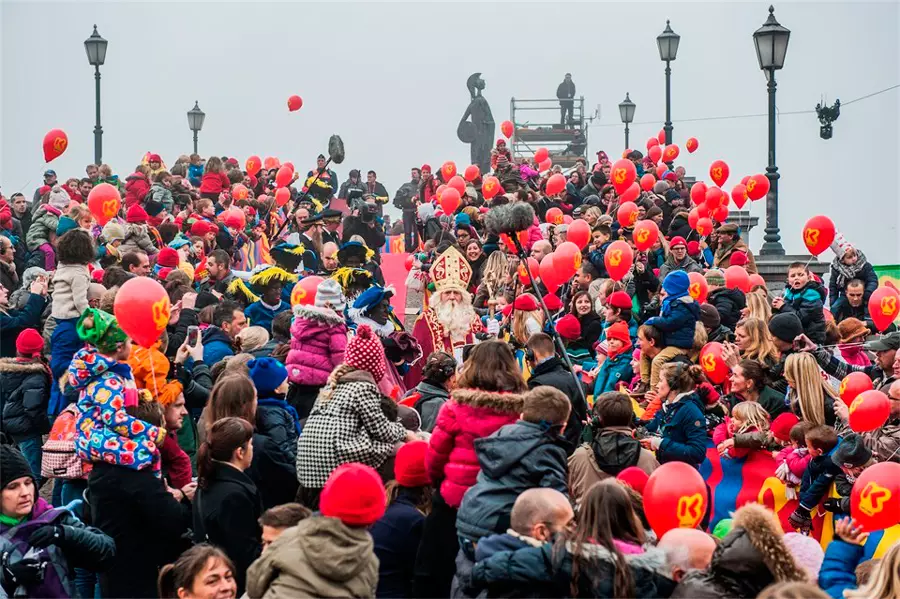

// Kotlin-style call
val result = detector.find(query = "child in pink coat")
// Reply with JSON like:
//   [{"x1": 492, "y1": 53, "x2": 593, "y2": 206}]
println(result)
[
  {"x1": 774, "y1": 420, "x2": 815, "y2": 500},
  {"x1": 714, "y1": 402, "x2": 770, "y2": 459}
]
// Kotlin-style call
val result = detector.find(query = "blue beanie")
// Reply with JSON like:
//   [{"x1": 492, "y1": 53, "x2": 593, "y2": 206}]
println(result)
[
  {"x1": 662, "y1": 270, "x2": 690, "y2": 296},
  {"x1": 248, "y1": 358, "x2": 288, "y2": 395},
  {"x1": 455, "y1": 213, "x2": 471, "y2": 227}
]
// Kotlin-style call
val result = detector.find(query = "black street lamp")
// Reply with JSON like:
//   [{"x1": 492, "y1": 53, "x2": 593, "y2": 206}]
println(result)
[
  {"x1": 84, "y1": 25, "x2": 108, "y2": 166},
  {"x1": 753, "y1": 5, "x2": 790, "y2": 256},
  {"x1": 618, "y1": 93, "x2": 636, "y2": 150},
  {"x1": 187, "y1": 101, "x2": 206, "y2": 154},
  {"x1": 656, "y1": 20, "x2": 680, "y2": 146}
]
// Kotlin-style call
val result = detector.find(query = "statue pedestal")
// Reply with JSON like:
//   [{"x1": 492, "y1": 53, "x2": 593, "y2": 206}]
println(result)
[{"x1": 756, "y1": 255, "x2": 829, "y2": 294}]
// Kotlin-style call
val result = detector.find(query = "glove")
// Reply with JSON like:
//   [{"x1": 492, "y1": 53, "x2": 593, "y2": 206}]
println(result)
[
  {"x1": 1, "y1": 552, "x2": 46, "y2": 591},
  {"x1": 28, "y1": 525, "x2": 64, "y2": 549},
  {"x1": 788, "y1": 507, "x2": 812, "y2": 532},
  {"x1": 822, "y1": 498, "x2": 845, "y2": 513}
]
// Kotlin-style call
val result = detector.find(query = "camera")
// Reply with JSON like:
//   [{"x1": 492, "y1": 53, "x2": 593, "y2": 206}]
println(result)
[{"x1": 360, "y1": 203, "x2": 377, "y2": 223}]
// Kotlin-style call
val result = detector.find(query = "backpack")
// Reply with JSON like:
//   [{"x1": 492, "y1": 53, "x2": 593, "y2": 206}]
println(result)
[{"x1": 41, "y1": 404, "x2": 91, "y2": 480}]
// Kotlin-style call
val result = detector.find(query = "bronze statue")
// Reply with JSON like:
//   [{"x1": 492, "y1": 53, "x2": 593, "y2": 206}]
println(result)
[{"x1": 457, "y1": 73, "x2": 495, "y2": 175}]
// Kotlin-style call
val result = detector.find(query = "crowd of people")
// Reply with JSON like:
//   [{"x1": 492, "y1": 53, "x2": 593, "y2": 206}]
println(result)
[{"x1": 0, "y1": 145, "x2": 898, "y2": 599}]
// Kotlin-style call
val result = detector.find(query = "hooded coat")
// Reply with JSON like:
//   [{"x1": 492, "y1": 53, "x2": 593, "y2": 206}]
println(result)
[
  {"x1": 246, "y1": 516, "x2": 378, "y2": 599},
  {"x1": 285, "y1": 304, "x2": 347, "y2": 387},
  {"x1": 124, "y1": 172, "x2": 150, "y2": 208},
  {"x1": 829, "y1": 251, "x2": 878, "y2": 306},
  {"x1": 425, "y1": 388, "x2": 526, "y2": 508},
  {"x1": 644, "y1": 391, "x2": 708, "y2": 468},
  {"x1": 567, "y1": 427, "x2": 659, "y2": 507},
  {"x1": 408, "y1": 380, "x2": 451, "y2": 433},
  {"x1": 0, "y1": 358, "x2": 51, "y2": 441},
  {"x1": 0, "y1": 293, "x2": 47, "y2": 358},
  {"x1": 456, "y1": 421, "x2": 569, "y2": 542},
  {"x1": 119, "y1": 223, "x2": 156, "y2": 256},
  {"x1": 644, "y1": 295, "x2": 700, "y2": 350},
  {"x1": 670, "y1": 503, "x2": 807, "y2": 598},
  {"x1": 25, "y1": 204, "x2": 61, "y2": 251}
]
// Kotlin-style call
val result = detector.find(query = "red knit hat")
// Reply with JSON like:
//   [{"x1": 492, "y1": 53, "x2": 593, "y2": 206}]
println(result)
[
  {"x1": 606, "y1": 321, "x2": 632, "y2": 345},
  {"x1": 421, "y1": 164, "x2": 432, "y2": 173},
  {"x1": 190, "y1": 220, "x2": 218, "y2": 237},
  {"x1": 320, "y1": 463, "x2": 386, "y2": 527},
  {"x1": 223, "y1": 211, "x2": 245, "y2": 230},
  {"x1": 730, "y1": 251, "x2": 749, "y2": 266},
  {"x1": 345, "y1": 325, "x2": 387, "y2": 382},
  {"x1": 513, "y1": 293, "x2": 539, "y2": 312},
  {"x1": 607, "y1": 291, "x2": 632, "y2": 311},
  {"x1": 770, "y1": 413, "x2": 800, "y2": 443},
  {"x1": 669, "y1": 236, "x2": 687, "y2": 249},
  {"x1": 156, "y1": 247, "x2": 179, "y2": 268},
  {"x1": 616, "y1": 466, "x2": 650, "y2": 494},
  {"x1": 148, "y1": 153, "x2": 162, "y2": 163},
  {"x1": 394, "y1": 441, "x2": 430, "y2": 487},
  {"x1": 543, "y1": 293, "x2": 563, "y2": 312},
  {"x1": 126, "y1": 204, "x2": 148, "y2": 224},
  {"x1": 556, "y1": 314, "x2": 581, "y2": 341},
  {"x1": 15, "y1": 328, "x2": 43, "y2": 358}
]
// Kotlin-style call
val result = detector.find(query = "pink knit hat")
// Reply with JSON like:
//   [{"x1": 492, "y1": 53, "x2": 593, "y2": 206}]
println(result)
[
  {"x1": 782, "y1": 532, "x2": 824, "y2": 581},
  {"x1": 345, "y1": 325, "x2": 387, "y2": 382}
]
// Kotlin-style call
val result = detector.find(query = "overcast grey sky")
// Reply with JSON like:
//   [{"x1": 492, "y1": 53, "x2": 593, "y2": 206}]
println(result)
[{"x1": 2, "y1": 1, "x2": 898, "y2": 263}]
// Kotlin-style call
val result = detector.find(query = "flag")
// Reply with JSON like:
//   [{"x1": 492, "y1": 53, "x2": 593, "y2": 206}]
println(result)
[{"x1": 383, "y1": 234, "x2": 406, "y2": 254}]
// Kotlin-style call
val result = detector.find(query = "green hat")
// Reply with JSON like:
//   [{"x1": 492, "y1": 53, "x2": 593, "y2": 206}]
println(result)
[
  {"x1": 77, "y1": 308, "x2": 128, "y2": 354},
  {"x1": 712, "y1": 518, "x2": 733, "y2": 539}
]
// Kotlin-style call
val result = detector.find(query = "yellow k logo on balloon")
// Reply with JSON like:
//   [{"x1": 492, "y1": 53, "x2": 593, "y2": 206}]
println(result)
[
  {"x1": 859, "y1": 481, "x2": 891, "y2": 517},
  {"x1": 151, "y1": 297, "x2": 171, "y2": 331},
  {"x1": 676, "y1": 493, "x2": 704, "y2": 527},
  {"x1": 881, "y1": 295, "x2": 897, "y2": 317}
]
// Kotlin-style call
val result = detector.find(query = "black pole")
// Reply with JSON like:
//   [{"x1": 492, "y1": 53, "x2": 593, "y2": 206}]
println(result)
[
  {"x1": 193, "y1": 131, "x2": 198, "y2": 155},
  {"x1": 624, "y1": 123, "x2": 630, "y2": 151},
  {"x1": 760, "y1": 69, "x2": 784, "y2": 255},
  {"x1": 663, "y1": 60, "x2": 673, "y2": 146},
  {"x1": 93, "y1": 64, "x2": 102, "y2": 165}
]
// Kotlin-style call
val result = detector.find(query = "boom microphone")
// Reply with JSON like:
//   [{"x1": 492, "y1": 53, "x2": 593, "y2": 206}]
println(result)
[{"x1": 485, "y1": 202, "x2": 535, "y2": 236}]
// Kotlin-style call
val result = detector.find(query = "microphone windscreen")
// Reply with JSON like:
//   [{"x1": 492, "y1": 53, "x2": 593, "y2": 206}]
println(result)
[
  {"x1": 485, "y1": 202, "x2": 535, "y2": 236},
  {"x1": 328, "y1": 135, "x2": 345, "y2": 164}
]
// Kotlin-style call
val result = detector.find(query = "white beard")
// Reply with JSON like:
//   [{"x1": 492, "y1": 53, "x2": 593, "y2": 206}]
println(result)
[{"x1": 432, "y1": 297, "x2": 477, "y2": 342}]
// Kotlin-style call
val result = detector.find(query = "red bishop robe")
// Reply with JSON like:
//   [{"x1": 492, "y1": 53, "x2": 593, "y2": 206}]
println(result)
[{"x1": 404, "y1": 308, "x2": 482, "y2": 388}]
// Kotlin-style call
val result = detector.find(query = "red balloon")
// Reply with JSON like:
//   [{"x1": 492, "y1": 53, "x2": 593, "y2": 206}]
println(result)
[
  {"x1": 540, "y1": 254, "x2": 559, "y2": 292},
  {"x1": 263, "y1": 156, "x2": 280, "y2": 170},
  {"x1": 567, "y1": 219, "x2": 591, "y2": 249},
  {"x1": 274, "y1": 187, "x2": 291, "y2": 207},
  {"x1": 534, "y1": 147, "x2": 549, "y2": 163},
  {"x1": 291, "y1": 275, "x2": 323, "y2": 306},
  {"x1": 686, "y1": 208, "x2": 700, "y2": 232},
  {"x1": 283, "y1": 162, "x2": 295, "y2": 174},
  {"x1": 617, "y1": 202, "x2": 639, "y2": 228},
  {"x1": 647, "y1": 137, "x2": 660, "y2": 150},
  {"x1": 648, "y1": 145, "x2": 663, "y2": 164},
  {"x1": 42, "y1": 129, "x2": 68, "y2": 163},
  {"x1": 700, "y1": 342, "x2": 730, "y2": 384},
  {"x1": 709, "y1": 160, "x2": 730, "y2": 187},
  {"x1": 712, "y1": 205, "x2": 729, "y2": 223},
  {"x1": 851, "y1": 461, "x2": 900, "y2": 532},
  {"x1": 220, "y1": 207, "x2": 246, "y2": 230},
  {"x1": 464, "y1": 165, "x2": 480, "y2": 182},
  {"x1": 232, "y1": 184, "x2": 249, "y2": 201},
  {"x1": 657, "y1": 129, "x2": 666, "y2": 145},
  {"x1": 745, "y1": 174, "x2": 770, "y2": 201},
  {"x1": 640, "y1": 173, "x2": 656, "y2": 192},
  {"x1": 545, "y1": 173, "x2": 566, "y2": 197},
  {"x1": 245, "y1": 155, "x2": 262, "y2": 175},
  {"x1": 663, "y1": 144, "x2": 680, "y2": 162},
  {"x1": 695, "y1": 217, "x2": 714, "y2": 237},
  {"x1": 696, "y1": 202, "x2": 710, "y2": 219},
  {"x1": 802, "y1": 215, "x2": 836, "y2": 256},
  {"x1": 840, "y1": 372, "x2": 874, "y2": 405},
  {"x1": 447, "y1": 175, "x2": 467, "y2": 196},
  {"x1": 741, "y1": 175, "x2": 751, "y2": 186},
  {"x1": 500, "y1": 120, "x2": 514, "y2": 139},
  {"x1": 655, "y1": 164, "x2": 668, "y2": 179},
  {"x1": 724, "y1": 265, "x2": 751, "y2": 293},
  {"x1": 633, "y1": 220, "x2": 660, "y2": 252},
  {"x1": 482, "y1": 176, "x2": 501, "y2": 200},
  {"x1": 643, "y1": 462, "x2": 707, "y2": 537},
  {"x1": 517, "y1": 257, "x2": 541, "y2": 286},
  {"x1": 539, "y1": 158, "x2": 553, "y2": 172},
  {"x1": 619, "y1": 182, "x2": 641, "y2": 205},
  {"x1": 440, "y1": 188, "x2": 461, "y2": 214},
  {"x1": 441, "y1": 161, "x2": 457, "y2": 181},
  {"x1": 688, "y1": 271, "x2": 709, "y2": 304},
  {"x1": 87, "y1": 183, "x2": 120, "y2": 226},
  {"x1": 686, "y1": 137, "x2": 699, "y2": 153},
  {"x1": 287, "y1": 95, "x2": 303, "y2": 111},
  {"x1": 554, "y1": 242, "x2": 582, "y2": 282},
  {"x1": 604, "y1": 240, "x2": 633, "y2": 282},
  {"x1": 435, "y1": 184, "x2": 447, "y2": 203},
  {"x1": 275, "y1": 166, "x2": 293, "y2": 188},
  {"x1": 500, "y1": 231, "x2": 528, "y2": 253},
  {"x1": 610, "y1": 159, "x2": 637, "y2": 194},
  {"x1": 545, "y1": 207, "x2": 564, "y2": 225},
  {"x1": 748, "y1": 273, "x2": 766, "y2": 290},
  {"x1": 114, "y1": 277, "x2": 171, "y2": 348},
  {"x1": 705, "y1": 186, "x2": 725, "y2": 212},
  {"x1": 404, "y1": 255, "x2": 415, "y2": 271},
  {"x1": 731, "y1": 184, "x2": 748, "y2": 209},
  {"x1": 690, "y1": 182, "x2": 707, "y2": 206},
  {"x1": 868, "y1": 286, "x2": 900, "y2": 332}
]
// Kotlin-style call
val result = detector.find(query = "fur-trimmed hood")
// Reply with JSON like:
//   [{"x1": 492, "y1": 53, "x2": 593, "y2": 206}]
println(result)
[
  {"x1": 730, "y1": 503, "x2": 806, "y2": 583},
  {"x1": 0, "y1": 358, "x2": 47, "y2": 375},
  {"x1": 292, "y1": 303, "x2": 344, "y2": 326},
  {"x1": 451, "y1": 388, "x2": 525, "y2": 413}
]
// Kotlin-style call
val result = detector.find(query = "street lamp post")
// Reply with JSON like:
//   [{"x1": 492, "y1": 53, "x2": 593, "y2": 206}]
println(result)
[
  {"x1": 84, "y1": 25, "x2": 108, "y2": 166},
  {"x1": 618, "y1": 93, "x2": 636, "y2": 151},
  {"x1": 187, "y1": 101, "x2": 206, "y2": 155},
  {"x1": 656, "y1": 20, "x2": 680, "y2": 147},
  {"x1": 753, "y1": 5, "x2": 790, "y2": 256}
]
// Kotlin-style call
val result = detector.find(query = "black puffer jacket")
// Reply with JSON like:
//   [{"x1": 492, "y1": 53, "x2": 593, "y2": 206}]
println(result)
[
  {"x1": 0, "y1": 358, "x2": 51, "y2": 441},
  {"x1": 670, "y1": 504, "x2": 806, "y2": 599},
  {"x1": 708, "y1": 287, "x2": 746, "y2": 331}
]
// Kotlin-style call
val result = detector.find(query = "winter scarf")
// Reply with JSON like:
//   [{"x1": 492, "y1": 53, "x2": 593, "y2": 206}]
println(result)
[{"x1": 831, "y1": 251, "x2": 869, "y2": 289}]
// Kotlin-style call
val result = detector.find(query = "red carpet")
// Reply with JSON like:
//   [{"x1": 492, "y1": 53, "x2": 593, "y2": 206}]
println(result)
[{"x1": 381, "y1": 252, "x2": 410, "y2": 316}]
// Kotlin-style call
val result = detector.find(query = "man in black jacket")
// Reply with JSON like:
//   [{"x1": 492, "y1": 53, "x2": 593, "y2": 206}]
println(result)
[
  {"x1": 556, "y1": 73, "x2": 576, "y2": 127},
  {"x1": 525, "y1": 333, "x2": 586, "y2": 453}
]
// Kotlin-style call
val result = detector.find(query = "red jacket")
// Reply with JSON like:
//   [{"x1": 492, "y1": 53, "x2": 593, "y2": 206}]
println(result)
[
  {"x1": 200, "y1": 172, "x2": 230, "y2": 194},
  {"x1": 425, "y1": 388, "x2": 524, "y2": 508},
  {"x1": 160, "y1": 431, "x2": 193, "y2": 489},
  {"x1": 124, "y1": 172, "x2": 150, "y2": 208}
]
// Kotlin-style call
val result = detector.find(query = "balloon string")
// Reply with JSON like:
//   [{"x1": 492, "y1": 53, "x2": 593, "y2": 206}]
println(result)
[
  {"x1": 16, "y1": 164, "x2": 48, "y2": 196},
  {"x1": 804, "y1": 255, "x2": 814, "y2": 270},
  {"x1": 147, "y1": 346, "x2": 160, "y2": 400}
]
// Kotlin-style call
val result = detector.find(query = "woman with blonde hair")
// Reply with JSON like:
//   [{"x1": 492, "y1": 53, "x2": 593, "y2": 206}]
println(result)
[
  {"x1": 731, "y1": 317, "x2": 780, "y2": 368},
  {"x1": 744, "y1": 289, "x2": 772, "y2": 322},
  {"x1": 510, "y1": 294, "x2": 544, "y2": 346},
  {"x1": 473, "y1": 250, "x2": 510, "y2": 313},
  {"x1": 784, "y1": 352, "x2": 838, "y2": 426}
]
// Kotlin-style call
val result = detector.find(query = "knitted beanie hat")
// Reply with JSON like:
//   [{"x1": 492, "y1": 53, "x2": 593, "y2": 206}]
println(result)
[
  {"x1": 126, "y1": 203, "x2": 149, "y2": 224},
  {"x1": 157, "y1": 381, "x2": 184, "y2": 406},
  {"x1": 699, "y1": 303, "x2": 721, "y2": 330},
  {"x1": 394, "y1": 441, "x2": 430, "y2": 488},
  {"x1": 157, "y1": 247, "x2": 180, "y2": 268},
  {"x1": 247, "y1": 357, "x2": 289, "y2": 396},
  {"x1": 48, "y1": 185, "x2": 70, "y2": 209},
  {"x1": 770, "y1": 413, "x2": 800, "y2": 443},
  {"x1": 320, "y1": 463, "x2": 386, "y2": 527},
  {"x1": 543, "y1": 293, "x2": 563, "y2": 312},
  {"x1": 606, "y1": 321, "x2": 632, "y2": 345},
  {"x1": 102, "y1": 220, "x2": 126, "y2": 242},
  {"x1": 668, "y1": 236, "x2": 687, "y2": 249},
  {"x1": 344, "y1": 325, "x2": 387, "y2": 382},
  {"x1": 15, "y1": 328, "x2": 44, "y2": 358},
  {"x1": 316, "y1": 279, "x2": 346, "y2": 311},
  {"x1": 0, "y1": 444, "x2": 35, "y2": 489},
  {"x1": 555, "y1": 314, "x2": 582, "y2": 341},
  {"x1": 768, "y1": 313, "x2": 804, "y2": 343},
  {"x1": 607, "y1": 291, "x2": 632, "y2": 310},
  {"x1": 782, "y1": 532, "x2": 825, "y2": 581},
  {"x1": 704, "y1": 269, "x2": 726, "y2": 287},
  {"x1": 513, "y1": 293, "x2": 539, "y2": 312}
]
